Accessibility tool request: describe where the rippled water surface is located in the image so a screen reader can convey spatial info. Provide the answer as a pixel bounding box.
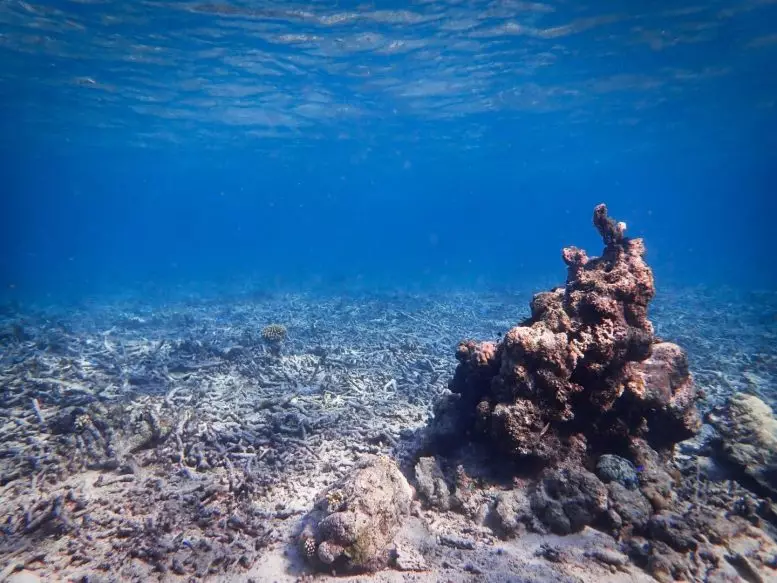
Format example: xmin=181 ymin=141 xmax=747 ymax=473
xmin=2 ymin=0 xmax=776 ymax=154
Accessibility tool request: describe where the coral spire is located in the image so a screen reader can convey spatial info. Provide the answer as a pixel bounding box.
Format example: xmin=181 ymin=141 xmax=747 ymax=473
xmin=593 ymin=203 xmax=627 ymax=246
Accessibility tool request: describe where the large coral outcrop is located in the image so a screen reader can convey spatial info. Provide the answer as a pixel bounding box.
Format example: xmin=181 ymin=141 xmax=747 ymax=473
xmin=437 ymin=204 xmax=701 ymax=465
xmin=411 ymin=206 xmax=777 ymax=583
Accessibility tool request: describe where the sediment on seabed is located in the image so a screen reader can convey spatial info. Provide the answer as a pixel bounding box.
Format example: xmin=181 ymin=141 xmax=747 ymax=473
xmin=0 ymin=207 xmax=775 ymax=582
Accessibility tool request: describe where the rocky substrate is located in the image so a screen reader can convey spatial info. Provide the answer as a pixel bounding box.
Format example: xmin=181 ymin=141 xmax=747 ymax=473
xmin=0 ymin=206 xmax=775 ymax=582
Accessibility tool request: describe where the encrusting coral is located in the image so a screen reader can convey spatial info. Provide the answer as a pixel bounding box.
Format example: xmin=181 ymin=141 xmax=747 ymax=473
xmin=434 ymin=203 xmax=702 ymax=466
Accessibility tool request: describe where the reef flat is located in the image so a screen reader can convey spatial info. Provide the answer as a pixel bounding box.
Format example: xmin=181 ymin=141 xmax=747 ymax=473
xmin=0 ymin=209 xmax=776 ymax=582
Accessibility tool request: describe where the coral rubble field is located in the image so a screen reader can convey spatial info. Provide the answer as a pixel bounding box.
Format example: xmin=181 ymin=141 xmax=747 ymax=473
xmin=0 ymin=206 xmax=776 ymax=583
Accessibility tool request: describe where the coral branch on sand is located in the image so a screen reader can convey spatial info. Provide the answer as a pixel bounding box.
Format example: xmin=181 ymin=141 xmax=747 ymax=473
xmin=433 ymin=203 xmax=701 ymax=465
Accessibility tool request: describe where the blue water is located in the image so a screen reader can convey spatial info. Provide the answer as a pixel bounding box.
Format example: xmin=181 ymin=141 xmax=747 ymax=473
xmin=1 ymin=0 xmax=776 ymax=302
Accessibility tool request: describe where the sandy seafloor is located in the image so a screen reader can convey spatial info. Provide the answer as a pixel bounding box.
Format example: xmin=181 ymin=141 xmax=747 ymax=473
xmin=0 ymin=283 xmax=775 ymax=582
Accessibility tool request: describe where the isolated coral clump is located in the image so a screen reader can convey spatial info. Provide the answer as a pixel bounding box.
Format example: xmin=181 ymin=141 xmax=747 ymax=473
xmin=261 ymin=323 xmax=287 ymax=356
xmin=260 ymin=323 xmax=287 ymax=342
xmin=437 ymin=204 xmax=701 ymax=465
xmin=299 ymin=456 xmax=413 ymax=573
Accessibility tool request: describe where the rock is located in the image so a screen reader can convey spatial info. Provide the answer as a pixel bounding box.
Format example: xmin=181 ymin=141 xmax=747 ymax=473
xmin=607 ymin=482 xmax=652 ymax=530
xmin=696 ymin=456 xmax=730 ymax=482
xmin=414 ymin=457 xmax=450 ymax=510
xmin=707 ymin=393 xmax=777 ymax=498
xmin=299 ymin=455 xmax=413 ymax=573
xmin=596 ymin=454 xmax=639 ymax=489
xmin=488 ymin=399 xmax=566 ymax=463
xmin=629 ymin=438 xmax=676 ymax=511
xmin=425 ymin=391 xmax=463 ymax=451
xmin=647 ymin=512 xmax=698 ymax=552
xmin=624 ymin=342 xmax=702 ymax=447
xmin=47 ymin=406 xmax=87 ymax=434
xmin=724 ymin=553 xmax=767 ymax=583
xmin=644 ymin=541 xmax=691 ymax=583
xmin=530 ymin=467 xmax=608 ymax=535
xmin=677 ymin=423 xmax=718 ymax=456
xmin=438 ymin=534 xmax=476 ymax=550
xmin=6 ymin=572 xmax=41 ymax=583
xmin=585 ymin=548 xmax=629 ymax=567
xmin=392 ymin=544 xmax=427 ymax=571
xmin=416 ymin=205 xmax=777 ymax=583
xmin=492 ymin=490 xmax=532 ymax=537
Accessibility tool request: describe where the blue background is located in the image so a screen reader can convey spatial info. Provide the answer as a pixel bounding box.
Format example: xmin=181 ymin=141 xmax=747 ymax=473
xmin=1 ymin=0 xmax=775 ymax=300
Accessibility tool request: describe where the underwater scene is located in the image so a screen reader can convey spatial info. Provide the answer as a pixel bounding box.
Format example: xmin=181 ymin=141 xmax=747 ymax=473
xmin=1 ymin=0 xmax=777 ymax=582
